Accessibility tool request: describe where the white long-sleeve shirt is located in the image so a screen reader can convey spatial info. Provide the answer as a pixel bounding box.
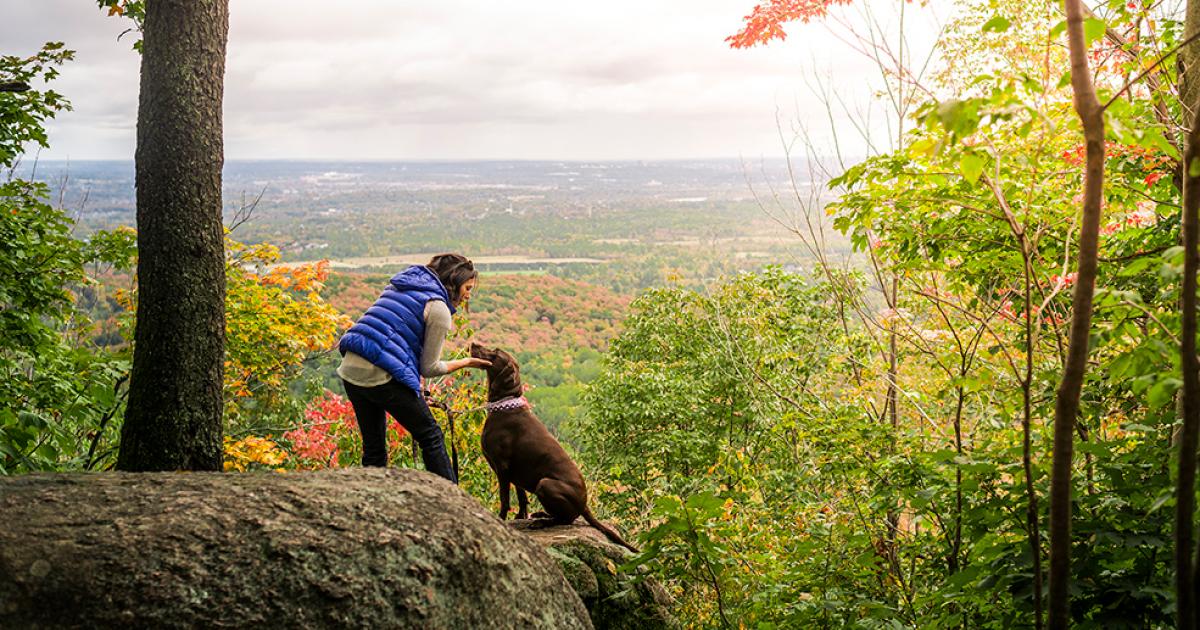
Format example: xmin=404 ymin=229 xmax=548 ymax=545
xmin=337 ymin=300 xmax=453 ymax=387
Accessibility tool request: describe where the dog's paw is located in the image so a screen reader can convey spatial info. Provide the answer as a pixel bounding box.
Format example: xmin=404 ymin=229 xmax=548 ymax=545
xmin=531 ymin=511 xmax=552 ymax=519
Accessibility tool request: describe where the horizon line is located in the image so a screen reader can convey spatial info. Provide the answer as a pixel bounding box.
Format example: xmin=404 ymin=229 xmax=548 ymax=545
xmin=22 ymin=156 xmax=798 ymax=163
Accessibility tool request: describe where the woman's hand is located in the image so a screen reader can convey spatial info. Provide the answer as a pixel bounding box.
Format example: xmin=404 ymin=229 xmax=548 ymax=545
xmin=448 ymin=357 xmax=492 ymax=372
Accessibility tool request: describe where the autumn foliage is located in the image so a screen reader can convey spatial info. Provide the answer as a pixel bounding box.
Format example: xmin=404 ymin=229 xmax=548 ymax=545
xmin=223 ymin=238 xmax=351 ymax=422
xmin=727 ymin=0 xmax=853 ymax=48
xmin=325 ymin=271 xmax=630 ymax=358
xmin=222 ymin=435 xmax=287 ymax=472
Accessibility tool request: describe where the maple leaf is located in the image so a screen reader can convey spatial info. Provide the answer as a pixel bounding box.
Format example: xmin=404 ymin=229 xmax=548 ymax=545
xmin=727 ymin=0 xmax=852 ymax=48
xmin=727 ymin=0 xmax=917 ymax=48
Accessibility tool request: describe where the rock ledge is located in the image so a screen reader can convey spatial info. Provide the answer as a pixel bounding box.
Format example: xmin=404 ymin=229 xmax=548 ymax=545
xmin=510 ymin=518 xmax=676 ymax=630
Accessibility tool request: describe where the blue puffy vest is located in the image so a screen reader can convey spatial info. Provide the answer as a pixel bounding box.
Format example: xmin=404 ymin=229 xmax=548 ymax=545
xmin=337 ymin=266 xmax=456 ymax=396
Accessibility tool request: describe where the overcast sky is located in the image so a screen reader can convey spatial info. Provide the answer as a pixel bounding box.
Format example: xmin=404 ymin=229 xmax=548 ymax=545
xmin=3 ymin=0 xmax=937 ymax=161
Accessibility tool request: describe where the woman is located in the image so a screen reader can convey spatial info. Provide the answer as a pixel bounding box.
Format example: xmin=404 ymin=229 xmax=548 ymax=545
xmin=336 ymin=253 xmax=491 ymax=483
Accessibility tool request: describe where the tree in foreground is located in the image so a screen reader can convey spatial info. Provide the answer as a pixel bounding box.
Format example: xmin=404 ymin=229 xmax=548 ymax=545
xmin=117 ymin=0 xmax=230 ymax=471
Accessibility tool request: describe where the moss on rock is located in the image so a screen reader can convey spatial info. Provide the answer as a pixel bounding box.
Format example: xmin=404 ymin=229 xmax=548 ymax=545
xmin=511 ymin=519 xmax=676 ymax=630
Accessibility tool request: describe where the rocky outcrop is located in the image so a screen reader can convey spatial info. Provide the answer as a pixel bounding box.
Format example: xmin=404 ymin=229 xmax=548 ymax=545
xmin=511 ymin=519 xmax=676 ymax=630
xmin=0 ymin=468 xmax=591 ymax=629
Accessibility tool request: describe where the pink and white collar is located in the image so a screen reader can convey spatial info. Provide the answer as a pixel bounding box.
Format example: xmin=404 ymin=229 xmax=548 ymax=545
xmin=486 ymin=396 xmax=530 ymax=412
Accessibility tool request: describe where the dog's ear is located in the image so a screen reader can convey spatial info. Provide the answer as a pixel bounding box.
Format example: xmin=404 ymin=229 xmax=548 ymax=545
xmin=492 ymin=353 xmax=521 ymax=395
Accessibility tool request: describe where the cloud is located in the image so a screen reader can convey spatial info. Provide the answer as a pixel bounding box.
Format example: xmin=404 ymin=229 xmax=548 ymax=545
xmin=5 ymin=0 xmax=935 ymax=160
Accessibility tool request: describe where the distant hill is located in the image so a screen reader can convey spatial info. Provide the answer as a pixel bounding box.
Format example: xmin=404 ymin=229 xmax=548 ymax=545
xmin=24 ymin=159 xmax=835 ymax=294
xmin=22 ymin=159 xmax=796 ymax=240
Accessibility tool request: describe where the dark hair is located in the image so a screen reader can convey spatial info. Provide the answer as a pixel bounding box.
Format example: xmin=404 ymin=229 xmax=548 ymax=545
xmin=427 ymin=253 xmax=478 ymax=308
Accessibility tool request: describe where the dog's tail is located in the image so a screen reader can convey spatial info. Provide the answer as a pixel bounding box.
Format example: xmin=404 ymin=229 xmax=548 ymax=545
xmin=581 ymin=507 xmax=639 ymax=553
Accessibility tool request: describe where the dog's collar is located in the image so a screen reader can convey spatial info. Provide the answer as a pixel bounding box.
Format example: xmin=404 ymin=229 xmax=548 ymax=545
xmin=485 ymin=396 xmax=530 ymax=412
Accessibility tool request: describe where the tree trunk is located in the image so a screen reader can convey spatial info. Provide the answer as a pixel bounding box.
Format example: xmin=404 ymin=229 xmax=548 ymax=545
xmin=1178 ymin=109 xmax=1200 ymax=630
xmin=1178 ymin=4 xmax=1200 ymax=626
xmin=1022 ymin=252 xmax=1045 ymax=630
xmin=0 ymin=468 xmax=593 ymax=629
xmin=1049 ymin=0 xmax=1106 ymax=626
xmin=1181 ymin=0 xmax=1200 ymax=126
xmin=118 ymin=0 xmax=229 ymax=471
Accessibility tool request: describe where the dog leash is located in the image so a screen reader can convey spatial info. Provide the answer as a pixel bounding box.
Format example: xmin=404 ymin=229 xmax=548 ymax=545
xmin=423 ymin=395 xmax=532 ymax=482
xmin=425 ymin=395 xmax=460 ymax=481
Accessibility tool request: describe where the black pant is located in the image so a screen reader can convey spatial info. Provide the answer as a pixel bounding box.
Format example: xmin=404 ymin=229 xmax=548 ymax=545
xmin=341 ymin=379 xmax=457 ymax=484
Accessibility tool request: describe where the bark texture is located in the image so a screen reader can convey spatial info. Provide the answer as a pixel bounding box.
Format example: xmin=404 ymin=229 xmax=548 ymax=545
xmin=1182 ymin=0 xmax=1200 ymax=126
xmin=0 ymin=468 xmax=593 ymax=629
xmin=118 ymin=0 xmax=229 ymax=471
xmin=1179 ymin=4 xmax=1200 ymax=626
xmin=1178 ymin=112 xmax=1200 ymax=630
xmin=511 ymin=519 xmax=676 ymax=630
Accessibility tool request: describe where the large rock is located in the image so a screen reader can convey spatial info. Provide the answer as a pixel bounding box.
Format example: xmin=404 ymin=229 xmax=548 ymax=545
xmin=510 ymin=519 xmax=675 ymax=630
xmin=0 ymin=468 xmax=592 ymax=629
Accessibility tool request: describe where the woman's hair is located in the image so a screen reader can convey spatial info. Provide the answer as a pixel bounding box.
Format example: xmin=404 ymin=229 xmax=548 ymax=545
xmin=426 ymin=253 xmax=478 ymax=308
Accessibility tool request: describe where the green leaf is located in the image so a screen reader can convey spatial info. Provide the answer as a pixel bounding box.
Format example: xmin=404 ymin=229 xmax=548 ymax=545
xmin=1084 ymin=18 xmax=1107 ymax=47
xmin=1148 ymin=377 xmax=1182 ymax=408
xmin=908 ymin=137 xmax=938 ymax=157
xmin=959 ymin=153 xmax=986 ymax=184
xmin=17 ymin=412 xmax=47 ymax=430
xmin=685 ymin=491 xmax=724 ymax=514
xmin=36 ymin=443 xmax=58 ymax=461
xmin=1138 ymin=128 xmax=1180 ymax=160
xmin=982 ymin=16 xmax=1012 ymax=32
xmin=652 ymin=495 xmax=683 ymax=513
xmin=1076 ymin=441 xmax=1111 ymax=457
xmin=1131 ymin=374 xmax=1155 ymax=394
xmin=1149 ymin=491 xmax=1174 ymax=514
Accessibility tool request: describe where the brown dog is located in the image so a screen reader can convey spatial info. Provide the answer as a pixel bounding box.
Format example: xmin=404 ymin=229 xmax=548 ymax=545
xmin=468 ymin=342 xmax=637 ymax=552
